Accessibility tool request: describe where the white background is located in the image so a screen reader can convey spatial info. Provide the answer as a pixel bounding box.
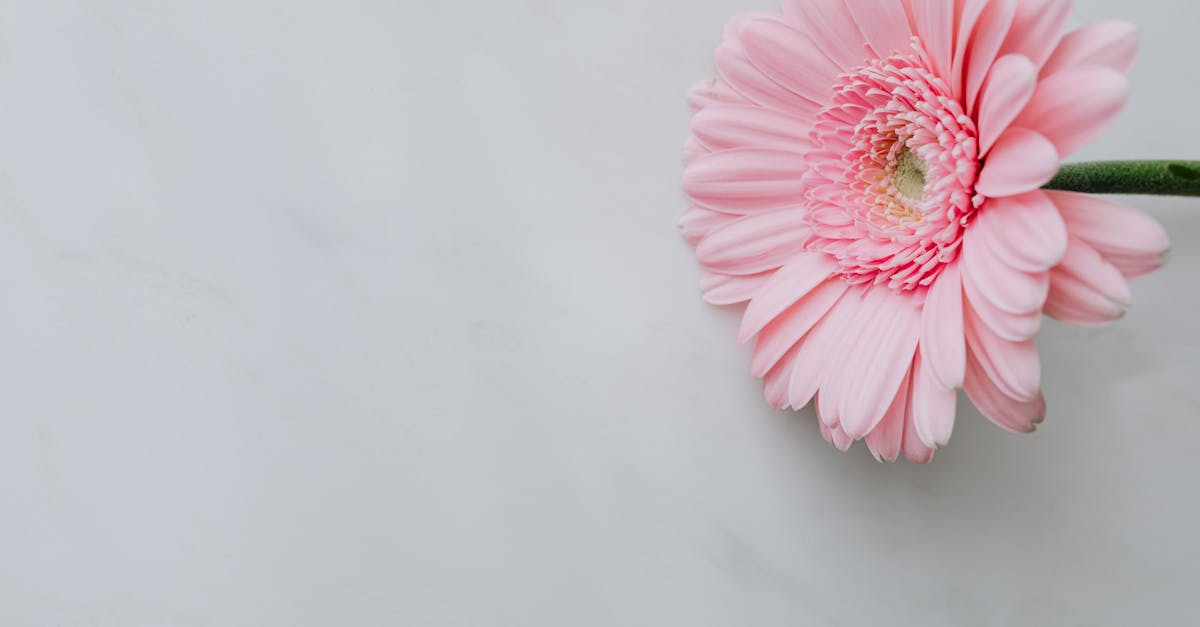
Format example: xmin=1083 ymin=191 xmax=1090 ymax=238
xmin=1 ymin=1 xmax=1197 ymax=625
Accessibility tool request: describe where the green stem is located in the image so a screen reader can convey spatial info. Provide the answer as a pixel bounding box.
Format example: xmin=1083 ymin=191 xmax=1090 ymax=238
xmin=1043 ymin=160 xmax=1200 ymax=196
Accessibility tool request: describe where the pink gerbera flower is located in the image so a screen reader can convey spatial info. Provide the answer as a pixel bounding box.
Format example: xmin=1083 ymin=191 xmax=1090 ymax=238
xmin=681 ymin=0 xmax=1171 ymax=462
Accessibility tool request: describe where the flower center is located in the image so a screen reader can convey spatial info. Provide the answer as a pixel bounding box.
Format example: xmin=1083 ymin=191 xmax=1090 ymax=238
xmin=801 ymin=43 xmax=981 ymax=292
xmin=894 ymin=147 xmax=927 ymax=202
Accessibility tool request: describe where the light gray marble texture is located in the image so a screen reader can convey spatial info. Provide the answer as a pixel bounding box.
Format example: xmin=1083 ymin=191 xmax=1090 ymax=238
xmin=0 ymin=1 xmax=1197 ymax=625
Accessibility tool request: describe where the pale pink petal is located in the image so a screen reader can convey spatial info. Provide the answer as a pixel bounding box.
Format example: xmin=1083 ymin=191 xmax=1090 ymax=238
xmin=687 ymin=78 xmax=744 ymax=113
xmin=865 ymin=366 xmax=910 ymax=463
xmin=1047 ymin=190 xmax=1171 ymax=279
xmin=964 ymin=302 xmax=1041 ymax=402
xmin=1044 ymin=271 xmax=1127 ymax=327
xmin=910 ymin=351 xmax=957 ymax=447
xmin=901 ymin=377 xmax=936 ymax=464
xmin=715 ymin=39 xmax=818 ymax=119
xmin=1043 ymin=235 xmax=1132 ymax=327
xmin=788 ymin=288 xmax=864 ymax=411
xmin=1042 ymin=21 xmax=1139 ymax=77
xmin=722 ymin=12 xmax=777 ymax=41
xmin=921 ymin=261 xmax=966 ymax=389
xmin=683 ymin=148 xmax=808 ymax=214
xmin=842 ymin=0 xmax=914 ymax=57
xmin=740 ymin=18 xmax=841 ymax=107
xmin=909 ymin=0 xmax=955 ymax=77
xmin=751 ymin=279 xmax=849 ymax=376
xmin=818 ymin=420 xmax=836 ymax=447
xmin=826 ymin=418 xmax=855 ymax=452
xmin=975 ymin=127 xmax=1059 ymax=197
xmin=997 ymin=0 xmax=1071 ymax=70
xmin=1014 ymin=66 xmax=1130 ymax=158
xmin=816 ymin=287 xmax=886 ymax=427
xmin=738 ymin=253 xmax=839 ymax=342
xmin=682 ymin=137 xmax=708 ymax=167
xmin=780 ymin=0 xmax=868 ymax=70
xmin=700 ymin=272 xmax=772 ymax=306
xmin=692 ymin=105 xmax=813 ymax=152
xmin=963 ymin=225 xmax=1050 ymax=315
xmin=838 ymin=292 xmax=922 ymax=439
xmin=679 ymin=205 xmax=736 ymax=246
xmin=965 ymin=0 xmax=1018 ymax=114
xmin=974 ymin=191 xmax=1068 ymax=273
xmin=961 ymin=267 xmax=1041 ymax=341
xmin=763 ymin=343 xmax=801 ymax=409
xmin=1103 ymin=252 xmax=1172 ymax=281
xmin=695 ymin=210 xmax=810 ymax=276
xmin=976 ymin=54 xmax=1037 ymax=154
xmin=949 ymin=0 xmax=991 ymax=98
xmin=1057 ymin=236 xmax=1132 ymax=306
xmin=963 ymin=348 xmax=1045 ymax=434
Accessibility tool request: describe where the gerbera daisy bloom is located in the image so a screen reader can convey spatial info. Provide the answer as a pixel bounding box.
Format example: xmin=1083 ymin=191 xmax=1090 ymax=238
xmin=681 ymin=0 xmax=1171 ymax=462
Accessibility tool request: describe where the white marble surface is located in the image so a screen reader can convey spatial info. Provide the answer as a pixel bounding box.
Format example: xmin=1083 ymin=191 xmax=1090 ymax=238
xmin=1 ymin=1 xmax=1198 ymax=625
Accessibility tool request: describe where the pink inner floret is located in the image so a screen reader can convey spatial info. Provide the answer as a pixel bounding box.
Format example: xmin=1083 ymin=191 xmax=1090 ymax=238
xmin=803 ymin=42 xmax=981 ymax=292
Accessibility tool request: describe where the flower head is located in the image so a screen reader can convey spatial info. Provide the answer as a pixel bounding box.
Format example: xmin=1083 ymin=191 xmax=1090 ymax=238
xmin=682 ymin=0 xmax=1170 ymax=462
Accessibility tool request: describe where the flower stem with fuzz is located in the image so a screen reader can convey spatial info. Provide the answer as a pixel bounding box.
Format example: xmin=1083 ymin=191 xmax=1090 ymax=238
xmin=1044 ymin=161 xmax=1200 ymax=197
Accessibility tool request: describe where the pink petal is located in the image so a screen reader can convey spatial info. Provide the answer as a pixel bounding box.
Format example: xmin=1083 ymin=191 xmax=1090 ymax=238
xmin=818 ymin=420 xmax=835 ymax=447
xmin=780 ymin=0 xmax=868 ymax=70
xmin=1042 ymin=21 xmax=1139 ymax=77
xmin=975 ymin=127 xmax=1060 ymax=197
xmin=842 ymin=0 xmax=914 ymax=58
xmin=965 ymin=0 xmax=1018 ymax=115
xmin=1044 ymin=271 xmax=1127 ymax=328
xmin=976 ymin=54 xmax=1038 ymax=154
xmin=910 ymin=351 xmax=957 ymax=447
xmin=691 ymin=105 xmax=813 ymax=153
xmin=751 ymin=278 xmax=849 ymax=376
xmin=997 ymin=0 xmax=1071 ymax=70
xmin=683 ymin=148 xmax=809 ymax=214
xmin=788 ymin=287 xmax=865 ymax=411
xmin=679 ymin=206 xmax=736 ymax=246
xmin=700 ymin=272 xmax=772 ymax=306
xmin=838 ymin=292 xmax=922 ymax=439
xmin=715 ymin=40 xmax=817 ymax=119
xmin=964 ymin=302 xmax=1041 ymax=403
xmin=738 ymin=253 xmax=839 ymax=341
xmin=920 ymin=261 xmax=966 ymax=389
xmin=763 ymin=343 xmax=801 ymax=409
xmin=687 ymin=78 xmax=744 ymax=113
xmin=963 ymin=348 xmax=1045 ymax=434
xmin=950 ymin=0 xmax=991 ymax=98
xmin=1056 ymin=236 xmax=1132 ymax=307
xmin=865 ymin=365 xmax=910 ymax=463
xmin=722 ymin=12 xmax=777 ymax=41
xmin=961 ymin=266 xmax=1041 ymax=342
xmin=901 ymin=378 xmax=936 ymax=464
xmin=1047 ymin=191 xmax=1170 ymax=279
xmin=1102 ymin=252 xmax=1172 ymax=281
xmin=1014 ymin=66 xmax=1130 ymax=158
xmin=963 ymin=225 xmax=1050 ymax=316
xmin=695 ymin=210 xmax=810 ymax=276
xmin=974 ymin=191 xmax=1068 ymax=273
xmin=740 ymin=18 xmax=841 ymax=107
xmin=1043 ymin=235 xmax=1132 ymax=327
xmin=826 ymin=418 xmax=855 ymax=452
xmin=909 ymin=0 xmax=955 ymax=78
xmin=816 ymin=287 xmax=887 ymax=428
xmin=818 ymin=289 xmax=882 ymax=426
xmin=682 ymin=137 xmax=708 ymax=166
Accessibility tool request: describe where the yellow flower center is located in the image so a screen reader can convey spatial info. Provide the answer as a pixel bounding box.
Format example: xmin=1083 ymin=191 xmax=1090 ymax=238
xmin=894 ymin=147 xmax=928 ymax=202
